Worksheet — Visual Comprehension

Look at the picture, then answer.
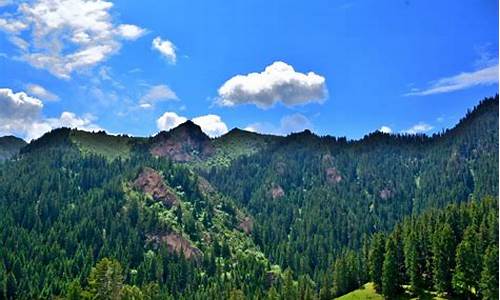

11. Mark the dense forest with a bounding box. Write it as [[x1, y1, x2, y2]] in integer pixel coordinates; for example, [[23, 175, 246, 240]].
[[0, 96, 498, 299]]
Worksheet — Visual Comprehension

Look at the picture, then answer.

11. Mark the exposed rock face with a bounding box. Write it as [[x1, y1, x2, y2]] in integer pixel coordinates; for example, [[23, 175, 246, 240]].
[[147, 232, 202, 260], [238, 216, 253, 235], [379, 187, 393, 200], [150, 121, 214, 162], [133, 167, 178, 207], [270, 184, 285, 199], [326, 167, 342, 184], [321, 153, 334, 165], [197, 176, 215, 195]]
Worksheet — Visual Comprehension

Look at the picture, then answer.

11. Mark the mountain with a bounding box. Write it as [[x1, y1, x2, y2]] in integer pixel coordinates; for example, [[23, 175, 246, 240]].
[[0, 95, 497, 299], [150, 120, 214, 162], [0, 136, 26, 161]]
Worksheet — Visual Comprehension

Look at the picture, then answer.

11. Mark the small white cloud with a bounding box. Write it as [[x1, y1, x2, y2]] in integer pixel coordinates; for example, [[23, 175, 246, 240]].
[[156, 112, 228, 137], [26, 84, 59, 101], [217, 61, 327, 109], [243, 125, 257, 133], [139, 84, 178, 108], [0, 0, 145, 78], [405, 64, 498, 96], [379, 126, 392, 134], [192, 114, 228, 137], [404, 122, 433, 134], [152, 36, 177, 64], [116, 24, 145, 40], [156, 112, 187, 131]]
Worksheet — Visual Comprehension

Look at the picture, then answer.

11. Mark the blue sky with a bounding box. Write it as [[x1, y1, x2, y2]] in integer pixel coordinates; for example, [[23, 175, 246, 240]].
[[0, 0, 498, 140]]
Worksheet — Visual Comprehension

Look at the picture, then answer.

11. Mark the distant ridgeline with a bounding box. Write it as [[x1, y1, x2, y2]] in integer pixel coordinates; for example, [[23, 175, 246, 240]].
[[0, 95, 497, 299]]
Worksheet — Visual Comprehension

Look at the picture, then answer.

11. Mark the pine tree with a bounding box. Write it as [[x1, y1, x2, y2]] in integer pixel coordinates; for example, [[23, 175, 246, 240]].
[[382, 237, 400, 298], [369, 233, 385, 292], [432, 223, 454, 294], [5, 272, 16, 300], [479, 245, 498, 300], [88, 258, 124, 300], [282, 268, 298, 300], [318, 274, 332, 300], [452, 226, 481, 298], [404, 231, 420, 292]]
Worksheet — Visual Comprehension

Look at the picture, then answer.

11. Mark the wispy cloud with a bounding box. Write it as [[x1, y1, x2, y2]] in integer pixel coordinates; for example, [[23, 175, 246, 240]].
[[139, 84, 178, 108], [26, 83, 59, 101], [403, 122, 433, 134], [0, 0, 145, 79], [245, 113, 313, 135], [405, 64, 498, 96]]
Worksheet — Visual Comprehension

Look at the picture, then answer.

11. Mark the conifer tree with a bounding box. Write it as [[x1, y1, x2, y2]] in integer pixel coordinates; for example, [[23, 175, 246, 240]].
[[382, 237, 400, 298], [480, 245, 498, 300], [432, 223, 454, 294], [369, 233, 385, 292]]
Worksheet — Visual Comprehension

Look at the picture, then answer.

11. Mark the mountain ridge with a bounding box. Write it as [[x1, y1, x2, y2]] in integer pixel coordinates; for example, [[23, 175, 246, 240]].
[[6, 95, 497, 164]]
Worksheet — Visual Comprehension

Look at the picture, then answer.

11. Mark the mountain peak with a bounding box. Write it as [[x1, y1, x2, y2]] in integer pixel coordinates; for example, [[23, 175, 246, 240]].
[[151, 121, 213, 162]]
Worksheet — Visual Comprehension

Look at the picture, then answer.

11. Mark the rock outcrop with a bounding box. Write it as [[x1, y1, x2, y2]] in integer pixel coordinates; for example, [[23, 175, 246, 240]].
[[133, 167, 178, 207]]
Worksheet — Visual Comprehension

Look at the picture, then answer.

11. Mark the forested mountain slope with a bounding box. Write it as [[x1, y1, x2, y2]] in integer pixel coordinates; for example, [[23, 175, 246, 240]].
[[0, 136, 26, 161], [205, 95, 499, 288], [0, 95, 497, 299]]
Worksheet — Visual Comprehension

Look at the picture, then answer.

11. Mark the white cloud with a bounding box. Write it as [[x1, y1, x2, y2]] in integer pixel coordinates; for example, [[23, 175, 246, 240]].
[[0, 88, 43, 134], [156, 112, 187, 131], [379, 126, 392, 134], [116, 24, 145, 40], [405, 64, 498, 96], [152, 36, 176, 64], [26, 83, 59, 101], [156, 112, 228, 137], [192, 114, 228, 137], [0, 87, 100, 140], [0, 0, 13, 7], [139, 84, 178, 108], [217, 61, 327, 109], [404, 122, 433, 134], [244, 113, 312, 135], [0, 0, 145, 78]]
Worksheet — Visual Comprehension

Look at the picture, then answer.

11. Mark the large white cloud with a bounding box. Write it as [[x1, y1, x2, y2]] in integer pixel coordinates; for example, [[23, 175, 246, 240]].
[[0, 0, 145, 78], [139, 84, 178, 108], [152, 36, 176, 64], [0, 87, 100, 140], [156, 112, 228, 137], [217, 61, 327, 109]]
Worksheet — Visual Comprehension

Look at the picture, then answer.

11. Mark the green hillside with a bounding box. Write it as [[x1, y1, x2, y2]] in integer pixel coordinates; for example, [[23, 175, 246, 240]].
[[0, 136, 26, 160], [0, 96, 497, 299]]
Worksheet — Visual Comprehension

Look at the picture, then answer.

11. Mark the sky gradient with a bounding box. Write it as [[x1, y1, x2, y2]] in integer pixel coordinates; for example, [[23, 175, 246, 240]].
[[0, 0, 498, 141]]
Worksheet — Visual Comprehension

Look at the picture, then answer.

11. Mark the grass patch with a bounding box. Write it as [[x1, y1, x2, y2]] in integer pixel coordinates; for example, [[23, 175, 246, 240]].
[[70, 130, 139, 160], [336, 283, 452, 300], [336, 283, 383, 300]]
